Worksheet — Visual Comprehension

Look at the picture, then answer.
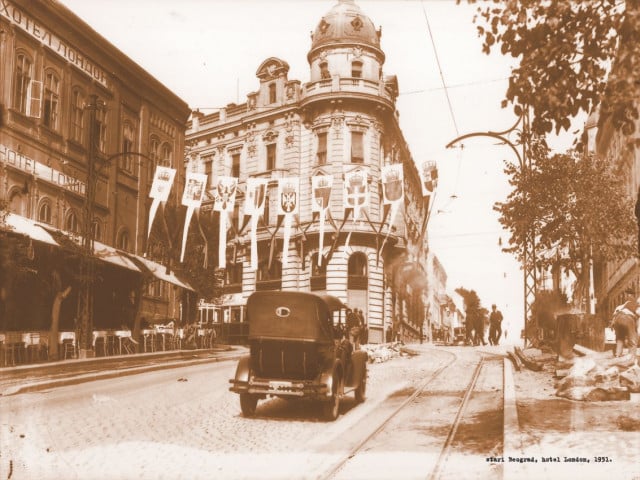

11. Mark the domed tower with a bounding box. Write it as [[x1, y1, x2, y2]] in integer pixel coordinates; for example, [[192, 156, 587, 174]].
[[186, 0, 428, 346], [299, 0, 417, 345], [308, 0, 384, 83]]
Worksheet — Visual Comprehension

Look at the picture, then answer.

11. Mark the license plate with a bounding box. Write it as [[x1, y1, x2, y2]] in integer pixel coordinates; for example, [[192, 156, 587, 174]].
[[269, 381, 293, 389]]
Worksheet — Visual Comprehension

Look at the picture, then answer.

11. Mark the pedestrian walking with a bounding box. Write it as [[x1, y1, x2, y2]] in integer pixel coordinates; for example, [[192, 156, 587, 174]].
[[488, 304, 503, 346]]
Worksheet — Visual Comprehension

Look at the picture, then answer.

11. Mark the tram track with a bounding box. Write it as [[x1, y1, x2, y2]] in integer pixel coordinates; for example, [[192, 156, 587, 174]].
[[317, 349, 504, 480]]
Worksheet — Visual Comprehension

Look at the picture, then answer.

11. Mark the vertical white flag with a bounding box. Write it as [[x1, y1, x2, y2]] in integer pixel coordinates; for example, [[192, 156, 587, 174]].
[[180, 172, 207, 263], [212, 176, 238, 269], [244, 178, 268, 270], [147, 166, 176, 239], [312, 175, 333, 266], [277, 177, 299, 269]]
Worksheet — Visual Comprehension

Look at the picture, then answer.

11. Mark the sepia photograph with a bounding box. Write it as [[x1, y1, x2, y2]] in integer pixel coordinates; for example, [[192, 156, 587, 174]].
[[1, 0, 640, 478]]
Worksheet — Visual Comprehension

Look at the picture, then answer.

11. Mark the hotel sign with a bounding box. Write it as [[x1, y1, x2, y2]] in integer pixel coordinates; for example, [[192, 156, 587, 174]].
[[1, 1, 109, 88], [0, 144, 86, 195]]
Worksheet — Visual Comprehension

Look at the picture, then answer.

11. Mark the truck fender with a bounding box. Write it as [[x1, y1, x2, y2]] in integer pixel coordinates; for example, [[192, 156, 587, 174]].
[[233, 355, 252, 383], [350, 350, 368, 385], [320, 358, 343, 397]]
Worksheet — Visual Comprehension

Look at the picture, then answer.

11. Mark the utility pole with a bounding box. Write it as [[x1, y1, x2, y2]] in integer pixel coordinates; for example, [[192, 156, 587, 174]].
[[446, 111, 536, 348], [76, 94, 100, 358]]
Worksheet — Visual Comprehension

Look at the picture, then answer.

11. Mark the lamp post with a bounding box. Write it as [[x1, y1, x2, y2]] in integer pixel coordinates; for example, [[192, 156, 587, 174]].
[[76, 95, 154, 358], [445, 112, 536, 348]]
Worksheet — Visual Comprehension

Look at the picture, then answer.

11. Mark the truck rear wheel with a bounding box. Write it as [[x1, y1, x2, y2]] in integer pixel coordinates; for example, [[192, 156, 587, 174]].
[[240, 394, 258, 417]]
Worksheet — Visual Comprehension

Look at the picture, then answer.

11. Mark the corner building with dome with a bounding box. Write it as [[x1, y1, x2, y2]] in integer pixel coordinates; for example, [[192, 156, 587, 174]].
[[187, 0, 432, 344]]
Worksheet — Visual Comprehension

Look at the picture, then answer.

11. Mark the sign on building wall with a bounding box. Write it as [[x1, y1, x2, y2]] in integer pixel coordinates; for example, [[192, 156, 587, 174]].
[[1, 1, 109, 88]]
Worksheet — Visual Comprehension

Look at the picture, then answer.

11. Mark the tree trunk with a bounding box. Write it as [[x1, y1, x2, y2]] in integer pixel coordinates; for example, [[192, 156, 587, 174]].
[[49, 286, 72, 360]]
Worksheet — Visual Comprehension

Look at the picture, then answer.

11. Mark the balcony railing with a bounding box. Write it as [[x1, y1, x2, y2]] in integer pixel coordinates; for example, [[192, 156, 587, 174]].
[[310, 275, 327, 291], [301, 77, 393, 103], [347, 275, 368, 290]]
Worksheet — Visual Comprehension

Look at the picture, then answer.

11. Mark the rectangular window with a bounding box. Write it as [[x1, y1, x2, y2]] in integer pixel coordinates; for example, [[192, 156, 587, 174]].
[[352, 61, 363, 78], [351, 131, 364, 163], [231, 152, 241, 177], [317, 132, 327, 165], [266, 143, 277, 170], [43, 72, 59, 130]]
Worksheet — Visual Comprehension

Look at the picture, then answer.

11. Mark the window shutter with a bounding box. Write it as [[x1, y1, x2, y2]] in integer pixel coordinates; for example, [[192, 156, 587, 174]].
[[26, 80, 42, 118]]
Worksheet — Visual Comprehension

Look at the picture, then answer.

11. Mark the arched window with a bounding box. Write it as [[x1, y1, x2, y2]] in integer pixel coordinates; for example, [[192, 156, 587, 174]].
[[348, 252, 368, 290], [92, 220, 102, 241], [8, 190, 25, 216], [93, 98, 107, 152], [320, 62, 331, 79], [38, 200, 52, 224], [310, 253, 327, 291], [117, 229, 130, 251], [121, 122, 134, 172], [65, 210, 80, 234], [256, 258, 282, 291], [43, 70, 60, 130], [268, 83, 277, 104], [148, 136, 161, 183], [70, 88, 85, 143], [13, 52, 32, 114], [161, 142, 172, 168]]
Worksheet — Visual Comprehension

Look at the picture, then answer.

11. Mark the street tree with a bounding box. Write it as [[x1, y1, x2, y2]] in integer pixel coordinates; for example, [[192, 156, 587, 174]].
[[496, 144, 637, 311], [454, 287, 488, 340], [463, 0, 640, 138]]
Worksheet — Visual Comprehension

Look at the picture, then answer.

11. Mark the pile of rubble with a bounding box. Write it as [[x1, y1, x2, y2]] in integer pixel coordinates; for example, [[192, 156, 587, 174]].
[[512, 345, 640, 402], [361, 342, 416, 363]]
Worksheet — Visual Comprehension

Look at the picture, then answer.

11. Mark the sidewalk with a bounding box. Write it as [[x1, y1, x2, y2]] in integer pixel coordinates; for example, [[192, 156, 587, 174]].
[[0, 345, 247, 396]]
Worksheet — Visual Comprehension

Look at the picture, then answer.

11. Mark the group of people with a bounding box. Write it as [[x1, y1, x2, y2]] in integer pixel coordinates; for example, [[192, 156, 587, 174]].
[[466, 304, 504, 346], [611, 292, 638, 359], [345, 308, 367, 349]]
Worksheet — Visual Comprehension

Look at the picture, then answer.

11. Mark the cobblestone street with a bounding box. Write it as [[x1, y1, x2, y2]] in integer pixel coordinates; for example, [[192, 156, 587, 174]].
[[0, 347, 451, 480]]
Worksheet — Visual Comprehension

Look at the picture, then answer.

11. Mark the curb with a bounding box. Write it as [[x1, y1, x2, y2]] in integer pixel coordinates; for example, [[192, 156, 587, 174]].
[[1, 352, 245, 396], [503, 357, 528, 480]]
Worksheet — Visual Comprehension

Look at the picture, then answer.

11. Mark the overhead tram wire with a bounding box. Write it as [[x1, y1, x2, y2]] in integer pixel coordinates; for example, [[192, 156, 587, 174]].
[[420, 0, 465, 214]]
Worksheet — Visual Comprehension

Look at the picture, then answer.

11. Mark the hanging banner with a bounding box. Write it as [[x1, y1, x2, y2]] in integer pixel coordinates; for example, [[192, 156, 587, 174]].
[[277, 177, 299, 269], [147, 166, 176, 239], [381, 163, 404, 234], [419, 160, 438, 197], [244, 178, 268, 270], [343, 166, 369, 222], [312, 175, 333, 266], [180, 172, 207, 263], [212, 176, 238, 269]]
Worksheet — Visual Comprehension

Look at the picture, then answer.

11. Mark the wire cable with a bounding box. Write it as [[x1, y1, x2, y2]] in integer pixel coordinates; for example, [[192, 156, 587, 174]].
[[421, 0, 459, 137]]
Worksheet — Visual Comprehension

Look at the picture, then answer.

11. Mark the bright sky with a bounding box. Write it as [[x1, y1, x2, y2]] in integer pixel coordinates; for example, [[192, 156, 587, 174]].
[[59, 0, 580, 341]]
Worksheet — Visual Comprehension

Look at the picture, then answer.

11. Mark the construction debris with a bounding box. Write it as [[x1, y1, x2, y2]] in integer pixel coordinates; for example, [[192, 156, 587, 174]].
[[553, 347, 638, 401], [361, 342, 407, 363]]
